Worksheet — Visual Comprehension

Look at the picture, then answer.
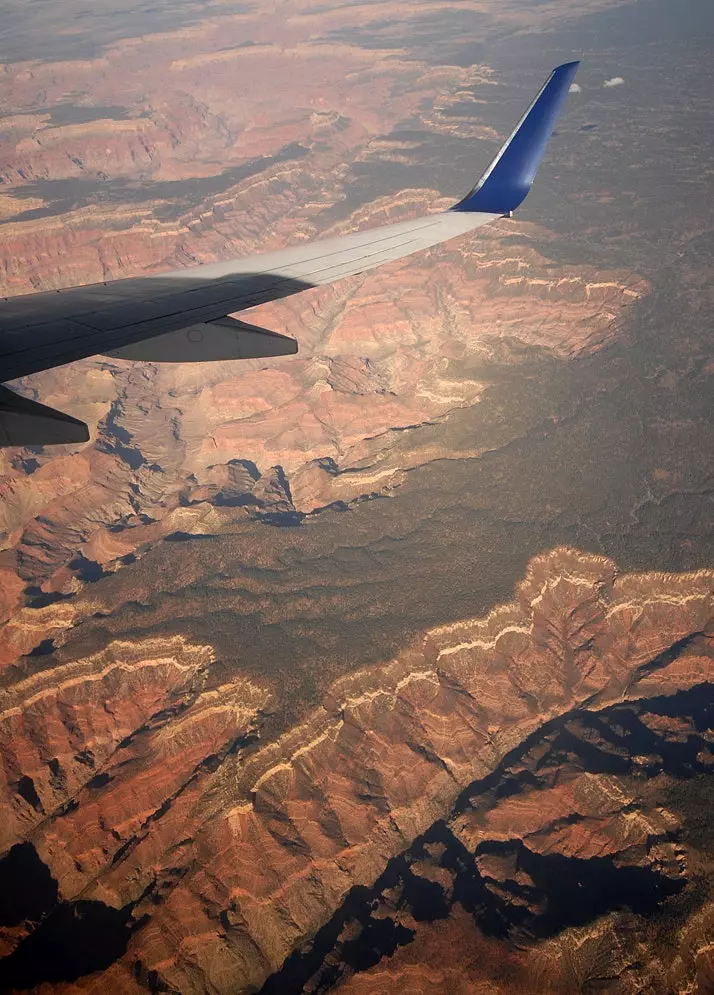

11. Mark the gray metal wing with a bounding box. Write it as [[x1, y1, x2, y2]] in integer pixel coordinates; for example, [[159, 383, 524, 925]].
[[0, 61, 579, 445], [0, 211, 497, 383]]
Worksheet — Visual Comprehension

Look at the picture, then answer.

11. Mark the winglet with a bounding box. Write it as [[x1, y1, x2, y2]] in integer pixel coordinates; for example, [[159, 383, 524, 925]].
[[451, 61, 580, 215]]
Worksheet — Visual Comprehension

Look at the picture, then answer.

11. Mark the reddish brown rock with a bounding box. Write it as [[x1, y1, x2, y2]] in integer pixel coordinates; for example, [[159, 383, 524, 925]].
[[0, 223, 646, 612], [1, 548, 709, 993], [0, 636, 222, 853], [0, 3, 708, 992], [0, 0, 649, 649]]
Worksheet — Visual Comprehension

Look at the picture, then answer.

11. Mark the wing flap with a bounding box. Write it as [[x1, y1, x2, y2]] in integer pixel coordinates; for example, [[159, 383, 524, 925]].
[[0, 61, 579, 401], [104, 317, 298, 362], [0, 385, 89, 447]]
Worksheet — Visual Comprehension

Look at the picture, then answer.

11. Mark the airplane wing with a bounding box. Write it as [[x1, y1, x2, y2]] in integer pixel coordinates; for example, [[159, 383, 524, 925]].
[[0, 61, 579, 446]]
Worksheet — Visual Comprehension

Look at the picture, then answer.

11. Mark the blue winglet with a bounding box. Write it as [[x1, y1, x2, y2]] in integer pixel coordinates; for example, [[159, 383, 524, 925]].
[[451, 61, 580, 215]]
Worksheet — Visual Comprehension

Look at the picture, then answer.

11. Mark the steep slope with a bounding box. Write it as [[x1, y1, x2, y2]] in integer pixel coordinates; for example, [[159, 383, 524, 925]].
[[0, 549, 712, 992]]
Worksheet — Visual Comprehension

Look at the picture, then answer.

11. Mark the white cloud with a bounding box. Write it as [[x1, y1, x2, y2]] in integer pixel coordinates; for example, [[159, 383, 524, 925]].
[[603, 76, 625, 88], [569, 82, 582, 94]]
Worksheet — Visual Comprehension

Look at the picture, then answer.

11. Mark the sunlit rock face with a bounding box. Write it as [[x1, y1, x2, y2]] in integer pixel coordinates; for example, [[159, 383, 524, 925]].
[[0, 0, 648, 614], [0, 550, 712, 992], [2, 0, 714, 991], [0, 219, 646, 612]]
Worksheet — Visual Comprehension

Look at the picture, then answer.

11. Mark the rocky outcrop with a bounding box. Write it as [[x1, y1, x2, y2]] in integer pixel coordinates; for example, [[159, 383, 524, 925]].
[[0, 0, 711, 991], [1, 549, 711, 992], [0, 0, 648, 639], [0, 219, 646, 615], [0, 636, 221, 851]]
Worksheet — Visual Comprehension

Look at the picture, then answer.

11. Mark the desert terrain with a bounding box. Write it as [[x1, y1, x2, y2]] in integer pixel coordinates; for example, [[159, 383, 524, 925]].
[[1, 0, 714, 991]]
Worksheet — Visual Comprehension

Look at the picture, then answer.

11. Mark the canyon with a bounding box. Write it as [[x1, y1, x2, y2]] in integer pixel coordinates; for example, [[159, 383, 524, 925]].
[[1, 549, 713, 993], [1, 0, 714, 991]]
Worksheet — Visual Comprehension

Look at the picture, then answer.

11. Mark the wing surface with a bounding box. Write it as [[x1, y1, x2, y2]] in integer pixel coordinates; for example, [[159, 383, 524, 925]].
[[0, 61, 579, 443], [0, 211, 497, 382]]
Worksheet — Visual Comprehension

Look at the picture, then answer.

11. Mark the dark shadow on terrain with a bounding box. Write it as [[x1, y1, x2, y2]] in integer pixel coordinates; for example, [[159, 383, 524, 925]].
[[96, 401, 147, 470], [27, 637, 56, 657], [0, 843, 57, 927], [46, 104, 132, 126], [24, 586, 73, 609], [4, 142, 308, 225], [259, 511, 304, 527], [0, 900, 134, 988], [68, 555, 109, 583], [260, 683, 714, 993], [164, 531, 214, 542]]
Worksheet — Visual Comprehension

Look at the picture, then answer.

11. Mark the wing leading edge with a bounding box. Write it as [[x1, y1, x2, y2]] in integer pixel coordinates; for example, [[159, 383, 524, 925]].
[[0, 61, 579, 446]]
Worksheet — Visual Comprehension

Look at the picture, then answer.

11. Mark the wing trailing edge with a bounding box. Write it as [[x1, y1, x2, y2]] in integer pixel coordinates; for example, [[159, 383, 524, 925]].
[[0, 63, 580, 446], [105, 316, 298, 362], [0, 385, 89, 447]]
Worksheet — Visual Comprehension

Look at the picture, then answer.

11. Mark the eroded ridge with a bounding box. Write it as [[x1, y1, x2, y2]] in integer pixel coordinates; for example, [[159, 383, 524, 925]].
[[0, 635, 262, 853], [0, 213, 648, 625], [1, 548, 709, 992]]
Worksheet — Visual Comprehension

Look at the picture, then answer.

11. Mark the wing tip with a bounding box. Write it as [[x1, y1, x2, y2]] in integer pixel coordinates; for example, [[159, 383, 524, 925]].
[[554, 60, 581, 73], [451, 61, 581, 216]]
